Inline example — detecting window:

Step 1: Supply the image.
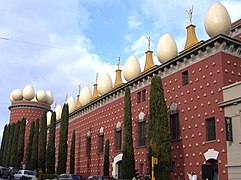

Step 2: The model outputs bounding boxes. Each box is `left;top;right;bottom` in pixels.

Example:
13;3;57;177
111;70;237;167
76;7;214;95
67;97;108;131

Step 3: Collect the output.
182;70;189;85
170;103;180;140
86;130;91;155
137;92;141;103
115;129;122;150
137;89;147;104
98;134;104;153
86;137;91;155
206;117;216;141
138;121;146;146
142;90;146;102
115;122;122;150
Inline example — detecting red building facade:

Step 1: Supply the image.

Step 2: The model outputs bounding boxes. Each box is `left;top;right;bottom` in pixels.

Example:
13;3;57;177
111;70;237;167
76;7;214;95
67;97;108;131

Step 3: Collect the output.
7;19;241;180
57;23;241;179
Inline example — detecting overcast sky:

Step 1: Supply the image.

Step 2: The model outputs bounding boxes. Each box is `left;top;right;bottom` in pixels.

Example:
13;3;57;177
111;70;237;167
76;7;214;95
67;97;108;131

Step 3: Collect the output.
0;0;241;139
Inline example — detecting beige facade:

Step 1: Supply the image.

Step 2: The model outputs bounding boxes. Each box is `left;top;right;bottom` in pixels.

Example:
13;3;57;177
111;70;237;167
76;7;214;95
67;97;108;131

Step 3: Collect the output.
219;81;241;179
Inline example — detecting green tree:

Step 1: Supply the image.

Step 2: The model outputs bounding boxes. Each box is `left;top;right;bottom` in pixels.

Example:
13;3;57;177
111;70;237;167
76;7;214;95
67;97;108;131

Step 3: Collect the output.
26;121;35;169
31;119;39;171
57;103;69;174
148;76;172;180
39;113;47;173
121;87;135;179
70;130;75;174
0;124;8;165
103;139;110;176
6;123;15;166
2;124;10;166
46;112;56;174
17;118;26;167
10;121;20;166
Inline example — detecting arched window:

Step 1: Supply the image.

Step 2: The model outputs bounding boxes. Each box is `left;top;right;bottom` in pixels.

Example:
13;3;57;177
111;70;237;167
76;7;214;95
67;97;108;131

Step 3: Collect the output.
170;102;180;140
86;130;91;155
98;127;104;153
115;122;122;150
138;112;146;147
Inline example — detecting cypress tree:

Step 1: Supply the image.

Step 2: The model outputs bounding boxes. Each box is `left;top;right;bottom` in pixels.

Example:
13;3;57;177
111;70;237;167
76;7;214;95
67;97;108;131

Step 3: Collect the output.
0;124;8;165
70;130;75;174
17;118;26;167
10;121;20;166
103;139;110;176
6;123;15;166
57;103;69;174
148;76;172;180
46;112;56;174
2;124;10;166
121;87;135;179
39;113;47;173
31;119;39;171
26;121;35;169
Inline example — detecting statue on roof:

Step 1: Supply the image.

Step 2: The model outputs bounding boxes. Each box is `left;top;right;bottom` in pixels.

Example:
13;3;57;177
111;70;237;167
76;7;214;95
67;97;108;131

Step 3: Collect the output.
78;84;81;95
186;5;193;25
146;36;151;50
117;55;121;69
96;72;98;84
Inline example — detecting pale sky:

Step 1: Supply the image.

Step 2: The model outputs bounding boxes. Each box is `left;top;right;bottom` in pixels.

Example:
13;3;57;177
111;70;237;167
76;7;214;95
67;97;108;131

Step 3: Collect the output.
0;0;241;139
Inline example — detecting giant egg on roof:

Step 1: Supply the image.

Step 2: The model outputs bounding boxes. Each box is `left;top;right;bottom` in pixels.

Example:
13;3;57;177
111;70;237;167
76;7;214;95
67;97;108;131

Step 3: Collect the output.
79;86;92;106
55;104;62;120
67;96;76;113
36;90;47;103
204;2;231;37
23;85;35;101
123;56;141;81
12;89;23;101
156;34;178;63
97;73;113;95
46;91;54;105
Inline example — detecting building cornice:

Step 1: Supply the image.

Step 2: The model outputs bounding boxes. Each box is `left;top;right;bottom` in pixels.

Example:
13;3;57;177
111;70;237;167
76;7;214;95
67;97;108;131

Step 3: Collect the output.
69;34;241;121
9;101;51;112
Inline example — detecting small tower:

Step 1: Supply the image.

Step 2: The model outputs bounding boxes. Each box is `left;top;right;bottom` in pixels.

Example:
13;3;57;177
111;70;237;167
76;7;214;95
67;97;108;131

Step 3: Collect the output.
143;36;155;72
114;56;123;88
92;73;99;100
183;6;203;51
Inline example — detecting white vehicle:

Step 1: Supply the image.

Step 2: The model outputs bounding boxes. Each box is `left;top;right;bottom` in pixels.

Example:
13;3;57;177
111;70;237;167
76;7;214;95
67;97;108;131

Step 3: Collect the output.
14;170;36;180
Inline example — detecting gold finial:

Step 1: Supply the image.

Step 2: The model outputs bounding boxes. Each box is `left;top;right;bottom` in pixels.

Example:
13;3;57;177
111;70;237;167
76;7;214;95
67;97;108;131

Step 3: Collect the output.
95;73;98;84
78;84;81;95
186;5;193;25
146;36;151;50
117;55;121;69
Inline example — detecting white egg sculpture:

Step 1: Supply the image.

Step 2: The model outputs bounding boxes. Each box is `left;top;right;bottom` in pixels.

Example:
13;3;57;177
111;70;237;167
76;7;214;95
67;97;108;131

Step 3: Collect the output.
10;92;14;102
97;73;113;95
67;96;76;113
156;34;178;63
23;85;35;101
79;86;92;106
36;90;47;103
47;111;52;126
123;56;141;81
55;104;62;120
12;89;23;101
46;90;54;105
204;2;231;37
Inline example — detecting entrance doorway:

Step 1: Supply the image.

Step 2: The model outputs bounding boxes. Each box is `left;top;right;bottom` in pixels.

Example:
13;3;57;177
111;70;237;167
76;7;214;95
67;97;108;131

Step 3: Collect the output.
202;159;218;180
116;161;122;179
